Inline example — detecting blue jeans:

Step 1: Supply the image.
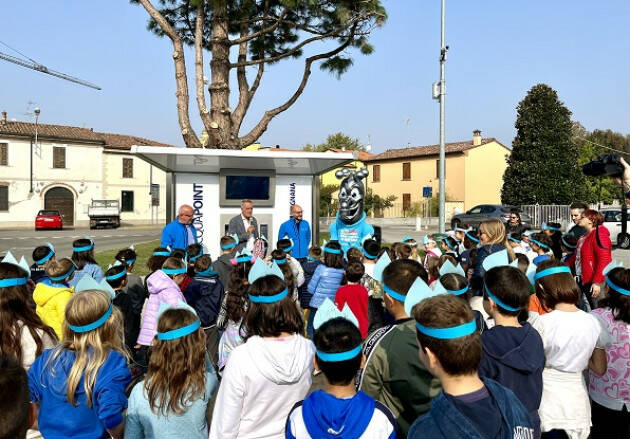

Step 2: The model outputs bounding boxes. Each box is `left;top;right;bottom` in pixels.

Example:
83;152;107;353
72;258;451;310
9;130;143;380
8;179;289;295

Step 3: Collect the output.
306;307;316;339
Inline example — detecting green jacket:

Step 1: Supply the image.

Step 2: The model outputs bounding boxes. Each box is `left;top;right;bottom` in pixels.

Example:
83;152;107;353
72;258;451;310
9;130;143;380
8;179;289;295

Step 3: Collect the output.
357;318;442;436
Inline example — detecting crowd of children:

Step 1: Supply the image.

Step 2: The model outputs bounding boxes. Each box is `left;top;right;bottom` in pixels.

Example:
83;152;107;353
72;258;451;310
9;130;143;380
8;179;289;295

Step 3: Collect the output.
0;216;629;439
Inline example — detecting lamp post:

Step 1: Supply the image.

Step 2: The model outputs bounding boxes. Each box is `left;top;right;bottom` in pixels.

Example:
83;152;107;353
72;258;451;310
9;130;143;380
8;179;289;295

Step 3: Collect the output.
438;0;447;233
30;107;40;194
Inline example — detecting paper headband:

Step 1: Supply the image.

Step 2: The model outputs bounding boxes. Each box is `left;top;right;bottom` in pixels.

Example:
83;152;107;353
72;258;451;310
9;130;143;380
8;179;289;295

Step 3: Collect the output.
34;243;55;265
439;260;466;278
529;238;549;249
0;251;31;286
246;258;288;303
162;267;187;276
73;237;94;253
465;231;480;243
561;235;576;249
196;266;218;277
541;222;561;232
68;303;114;333
49;264;76;282
312;299;362;362
416;320;476;339
153;250;171;257
221;234;239;250
156;301;201;340
231;249;254;265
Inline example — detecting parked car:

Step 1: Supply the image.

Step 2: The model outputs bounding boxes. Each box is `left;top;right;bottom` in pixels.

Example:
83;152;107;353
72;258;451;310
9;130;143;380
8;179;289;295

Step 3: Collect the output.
601;208;630;249
451;205;532;229
35;210;63;230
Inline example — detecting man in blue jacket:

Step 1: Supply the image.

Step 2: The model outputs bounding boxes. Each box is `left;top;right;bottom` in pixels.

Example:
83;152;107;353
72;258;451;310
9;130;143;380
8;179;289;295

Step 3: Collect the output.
160;204;198;250
278;204;311;261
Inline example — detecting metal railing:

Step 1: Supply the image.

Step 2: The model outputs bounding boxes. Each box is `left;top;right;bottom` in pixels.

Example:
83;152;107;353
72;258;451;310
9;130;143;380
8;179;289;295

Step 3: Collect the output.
519;205;571;228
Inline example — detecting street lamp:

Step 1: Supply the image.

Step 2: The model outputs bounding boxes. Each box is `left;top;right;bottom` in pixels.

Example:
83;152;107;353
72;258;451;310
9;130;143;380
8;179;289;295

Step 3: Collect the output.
30;107;40;193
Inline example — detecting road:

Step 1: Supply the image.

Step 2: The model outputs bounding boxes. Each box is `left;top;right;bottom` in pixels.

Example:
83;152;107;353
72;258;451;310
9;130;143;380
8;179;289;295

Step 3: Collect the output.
0;226;163;263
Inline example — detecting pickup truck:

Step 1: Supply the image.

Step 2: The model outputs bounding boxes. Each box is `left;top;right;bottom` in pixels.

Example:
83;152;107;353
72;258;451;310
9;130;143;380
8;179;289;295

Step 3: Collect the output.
88;200;121;229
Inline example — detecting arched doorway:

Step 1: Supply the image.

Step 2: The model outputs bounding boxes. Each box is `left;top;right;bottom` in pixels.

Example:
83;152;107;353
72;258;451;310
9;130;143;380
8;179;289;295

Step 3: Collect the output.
44;186;74;226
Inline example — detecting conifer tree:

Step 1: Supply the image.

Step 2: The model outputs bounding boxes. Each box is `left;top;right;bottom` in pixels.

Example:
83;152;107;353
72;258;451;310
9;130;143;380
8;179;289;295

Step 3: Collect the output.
501;84;583;205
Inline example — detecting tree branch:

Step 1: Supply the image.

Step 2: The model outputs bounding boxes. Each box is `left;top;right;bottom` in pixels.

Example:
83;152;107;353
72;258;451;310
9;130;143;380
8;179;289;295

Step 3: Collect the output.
237;26;358;147
229;7;290;45
194;0;212;141
137;0;201;147
229;16;366;69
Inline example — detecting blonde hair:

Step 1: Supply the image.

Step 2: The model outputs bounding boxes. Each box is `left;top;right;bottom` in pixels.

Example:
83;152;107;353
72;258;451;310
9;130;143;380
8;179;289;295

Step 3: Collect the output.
479;218;515;261
46;290;126;407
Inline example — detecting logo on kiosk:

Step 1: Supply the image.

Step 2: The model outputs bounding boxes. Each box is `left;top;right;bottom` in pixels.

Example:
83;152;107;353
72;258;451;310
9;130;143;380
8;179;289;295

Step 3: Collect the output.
192;183;204;243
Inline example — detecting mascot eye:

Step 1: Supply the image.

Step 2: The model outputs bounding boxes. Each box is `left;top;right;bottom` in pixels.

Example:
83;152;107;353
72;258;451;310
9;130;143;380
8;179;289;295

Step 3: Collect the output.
339;188;348;198
350;188;360;200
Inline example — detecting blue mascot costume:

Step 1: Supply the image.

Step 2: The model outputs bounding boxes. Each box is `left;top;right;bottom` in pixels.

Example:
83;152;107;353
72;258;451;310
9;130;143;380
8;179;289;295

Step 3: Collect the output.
329;168;374;254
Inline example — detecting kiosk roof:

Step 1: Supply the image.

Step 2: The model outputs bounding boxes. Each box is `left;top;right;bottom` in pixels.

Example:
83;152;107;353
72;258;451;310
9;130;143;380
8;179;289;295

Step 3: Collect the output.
131;146;356;175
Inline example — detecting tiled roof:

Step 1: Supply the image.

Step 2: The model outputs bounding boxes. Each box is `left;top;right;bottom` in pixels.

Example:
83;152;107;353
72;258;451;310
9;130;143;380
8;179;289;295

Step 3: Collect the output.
364;138;504;162
0;120;174;149
327;148;375;161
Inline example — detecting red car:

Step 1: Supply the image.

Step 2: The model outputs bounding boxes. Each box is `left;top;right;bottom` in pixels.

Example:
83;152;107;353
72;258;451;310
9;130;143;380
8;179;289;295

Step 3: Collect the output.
35;210;63;230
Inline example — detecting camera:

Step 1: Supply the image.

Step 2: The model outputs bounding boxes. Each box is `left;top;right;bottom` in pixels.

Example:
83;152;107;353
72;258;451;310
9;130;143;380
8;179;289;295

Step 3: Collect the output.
582;154;624;177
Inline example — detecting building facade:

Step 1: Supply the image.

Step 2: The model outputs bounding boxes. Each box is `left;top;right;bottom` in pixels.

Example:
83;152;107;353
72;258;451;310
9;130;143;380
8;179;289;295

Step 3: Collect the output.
0;113;169;229
363;131;510;217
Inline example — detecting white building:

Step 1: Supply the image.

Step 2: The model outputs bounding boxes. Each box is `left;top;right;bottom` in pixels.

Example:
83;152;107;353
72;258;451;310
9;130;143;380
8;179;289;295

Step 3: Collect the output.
0;111;169;229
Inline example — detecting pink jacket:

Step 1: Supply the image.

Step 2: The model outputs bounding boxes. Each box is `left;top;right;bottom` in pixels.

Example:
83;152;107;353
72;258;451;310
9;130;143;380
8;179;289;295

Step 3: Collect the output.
136;270;186;346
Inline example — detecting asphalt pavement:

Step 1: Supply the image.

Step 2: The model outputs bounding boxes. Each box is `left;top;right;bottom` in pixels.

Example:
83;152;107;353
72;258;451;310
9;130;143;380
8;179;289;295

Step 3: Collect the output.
0;226;163;263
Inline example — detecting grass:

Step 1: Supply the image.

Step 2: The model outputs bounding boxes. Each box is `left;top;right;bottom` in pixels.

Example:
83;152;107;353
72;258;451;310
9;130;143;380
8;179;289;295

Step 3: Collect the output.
94;239;160;277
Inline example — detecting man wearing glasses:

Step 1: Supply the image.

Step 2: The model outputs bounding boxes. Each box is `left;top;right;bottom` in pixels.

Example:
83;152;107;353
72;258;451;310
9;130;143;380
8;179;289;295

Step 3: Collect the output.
506;211;527;235
278;204;311;262
568;202;588;239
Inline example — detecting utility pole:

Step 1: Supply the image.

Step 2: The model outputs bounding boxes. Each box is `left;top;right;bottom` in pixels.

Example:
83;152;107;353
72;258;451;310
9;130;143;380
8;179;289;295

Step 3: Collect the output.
438;0;448;233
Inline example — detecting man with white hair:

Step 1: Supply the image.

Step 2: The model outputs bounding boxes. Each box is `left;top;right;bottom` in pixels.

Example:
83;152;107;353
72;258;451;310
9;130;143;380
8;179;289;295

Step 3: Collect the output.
160;204;198;249
228;199;259;251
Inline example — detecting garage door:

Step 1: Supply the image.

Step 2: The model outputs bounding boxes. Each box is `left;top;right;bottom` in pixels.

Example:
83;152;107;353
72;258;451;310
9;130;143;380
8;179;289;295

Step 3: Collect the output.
44;187;74;226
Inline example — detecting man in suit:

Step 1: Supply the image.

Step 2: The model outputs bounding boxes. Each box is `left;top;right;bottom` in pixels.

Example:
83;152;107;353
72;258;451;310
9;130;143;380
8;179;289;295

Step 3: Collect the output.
228;199;259;251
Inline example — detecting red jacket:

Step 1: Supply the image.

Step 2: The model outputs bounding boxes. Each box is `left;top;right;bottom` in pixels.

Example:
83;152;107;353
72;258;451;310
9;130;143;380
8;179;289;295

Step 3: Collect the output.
579;226;612;284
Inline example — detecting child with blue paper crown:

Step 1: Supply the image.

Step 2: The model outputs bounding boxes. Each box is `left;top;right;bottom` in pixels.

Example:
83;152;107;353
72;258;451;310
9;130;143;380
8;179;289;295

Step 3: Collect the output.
33;257;76;339
30;242;55;283
69;237;104;287
125;303;218;439
28;289;131;439
286;299;399;438
210;258;314;439
408;294;535;439
104;262;141;357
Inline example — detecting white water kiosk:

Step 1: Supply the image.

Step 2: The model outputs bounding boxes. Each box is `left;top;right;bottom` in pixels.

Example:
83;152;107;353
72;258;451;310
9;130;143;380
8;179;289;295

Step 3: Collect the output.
131;146;355;253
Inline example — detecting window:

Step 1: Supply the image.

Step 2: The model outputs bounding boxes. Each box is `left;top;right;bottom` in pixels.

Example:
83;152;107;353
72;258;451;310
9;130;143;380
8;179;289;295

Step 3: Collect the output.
402;162;411;180
403;193;411;210
604;211;621;222
373;165;380;182
481;205;495;214
469;206;482;214
121;191;134;212
436;160;439;178
53;147;66;169
0;143;7;166
122;158;133;178
0;185;7;211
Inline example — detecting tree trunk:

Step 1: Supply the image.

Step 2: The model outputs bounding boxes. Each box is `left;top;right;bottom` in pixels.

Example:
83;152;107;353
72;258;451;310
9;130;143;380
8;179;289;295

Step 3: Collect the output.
208;3;235;149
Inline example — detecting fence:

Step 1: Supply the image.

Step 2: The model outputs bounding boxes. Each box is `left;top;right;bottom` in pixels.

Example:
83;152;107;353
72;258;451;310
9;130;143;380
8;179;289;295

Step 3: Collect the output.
372;201;464;219
519;205;571;229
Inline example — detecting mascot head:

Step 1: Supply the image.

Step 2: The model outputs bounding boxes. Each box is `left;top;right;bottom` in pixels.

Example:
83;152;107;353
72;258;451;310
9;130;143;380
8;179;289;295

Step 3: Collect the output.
335;167;369;225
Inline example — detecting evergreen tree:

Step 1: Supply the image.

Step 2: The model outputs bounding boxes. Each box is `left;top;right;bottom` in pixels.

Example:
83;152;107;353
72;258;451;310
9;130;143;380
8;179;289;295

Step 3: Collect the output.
501;84;583;205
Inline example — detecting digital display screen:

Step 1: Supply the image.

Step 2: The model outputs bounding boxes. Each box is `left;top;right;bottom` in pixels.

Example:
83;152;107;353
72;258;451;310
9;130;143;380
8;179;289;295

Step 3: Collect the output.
225;176;270;200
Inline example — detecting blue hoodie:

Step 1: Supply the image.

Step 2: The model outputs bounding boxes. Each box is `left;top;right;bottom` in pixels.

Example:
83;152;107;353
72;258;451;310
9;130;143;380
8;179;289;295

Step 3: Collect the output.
408;378;534;439
278;218;311;259
478;322;544;437
28;348;131;439
286;390;398;439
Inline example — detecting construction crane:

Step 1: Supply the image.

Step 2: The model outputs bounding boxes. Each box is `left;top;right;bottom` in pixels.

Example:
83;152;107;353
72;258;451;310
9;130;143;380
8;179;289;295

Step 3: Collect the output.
0;49;101;90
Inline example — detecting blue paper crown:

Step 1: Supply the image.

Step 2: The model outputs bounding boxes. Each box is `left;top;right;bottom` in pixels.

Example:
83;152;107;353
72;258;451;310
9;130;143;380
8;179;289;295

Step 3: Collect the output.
156;301;201;340
75;275;116;299
49;264;76;282
317;345;362;362
363;249;378;260
162;267;187;276
73;237;94;253
484;284;520;312
465;231;480;243
34;243;55;265
542;222;561;232
153;250;171;257
221;233;239;250
529;238;549;249
196;265;218;277
533;266;572;281
439;260;466;277
0;251;31;286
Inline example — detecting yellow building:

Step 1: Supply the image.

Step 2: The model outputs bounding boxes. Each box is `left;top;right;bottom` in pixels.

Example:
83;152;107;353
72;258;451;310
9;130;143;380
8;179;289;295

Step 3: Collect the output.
364;131;510;217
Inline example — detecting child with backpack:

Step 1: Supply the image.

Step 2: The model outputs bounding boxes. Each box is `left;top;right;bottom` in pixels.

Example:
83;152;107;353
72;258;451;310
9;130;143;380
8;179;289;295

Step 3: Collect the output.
125;305;219;439
286;305;398;438
479;266;545;437
408;294;535;438
210;259;314;439
28;289;131;439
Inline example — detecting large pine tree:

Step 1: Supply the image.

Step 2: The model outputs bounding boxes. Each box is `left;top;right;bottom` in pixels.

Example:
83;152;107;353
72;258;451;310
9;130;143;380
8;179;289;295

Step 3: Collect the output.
501;84;583;205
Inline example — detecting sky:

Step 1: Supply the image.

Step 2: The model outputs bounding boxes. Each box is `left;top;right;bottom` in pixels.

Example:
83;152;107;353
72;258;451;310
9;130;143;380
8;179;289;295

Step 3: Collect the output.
1;1;629;154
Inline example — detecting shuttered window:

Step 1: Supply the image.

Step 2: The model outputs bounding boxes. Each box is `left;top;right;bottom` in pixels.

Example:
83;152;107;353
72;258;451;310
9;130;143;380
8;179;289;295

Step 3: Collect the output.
0;143;7;165
373;165;380;182
402;162;411;180
122;158;133;178
403;193;411;210
53;147;66;169
0;185;8;211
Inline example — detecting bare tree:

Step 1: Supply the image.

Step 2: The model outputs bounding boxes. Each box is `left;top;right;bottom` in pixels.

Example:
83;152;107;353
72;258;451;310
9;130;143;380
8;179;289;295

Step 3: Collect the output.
132;0;386;148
